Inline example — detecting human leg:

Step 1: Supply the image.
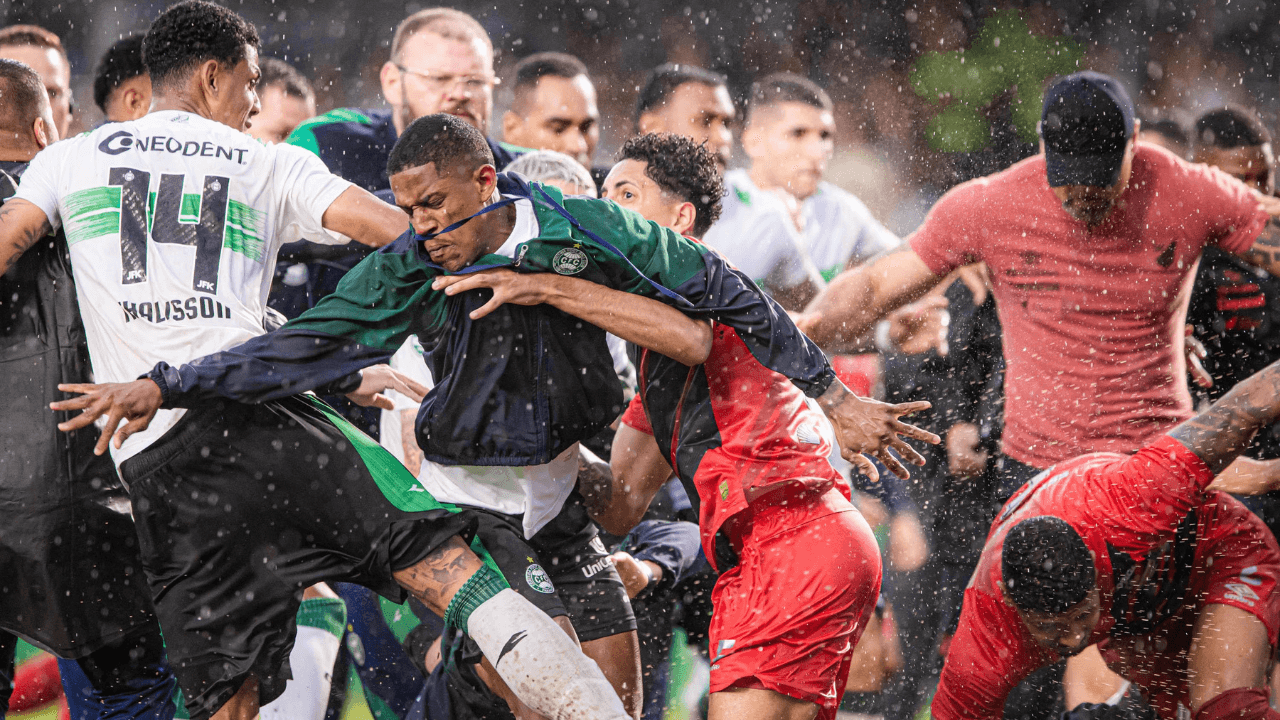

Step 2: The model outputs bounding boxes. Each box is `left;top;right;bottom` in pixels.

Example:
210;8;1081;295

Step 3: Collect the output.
709;686;820;720
258;584;346;720
66;622;177;720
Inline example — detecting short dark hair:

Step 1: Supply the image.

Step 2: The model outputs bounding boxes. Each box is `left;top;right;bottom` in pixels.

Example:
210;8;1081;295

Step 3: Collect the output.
1194;106;1272;150
1142;117;1189;150
388;113;494;178
259;57;313;103
391;8;491;64
747;72;832;124
93;35;147;113
617;132;724;237
0;25;67;63
0;58;49;138
511;52;588;114
143;1;260;91
634;63;727;128
1001;516;1095;615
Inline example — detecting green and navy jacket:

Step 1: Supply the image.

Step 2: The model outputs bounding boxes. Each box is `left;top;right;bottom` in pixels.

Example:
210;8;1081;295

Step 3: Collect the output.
149;175;835;467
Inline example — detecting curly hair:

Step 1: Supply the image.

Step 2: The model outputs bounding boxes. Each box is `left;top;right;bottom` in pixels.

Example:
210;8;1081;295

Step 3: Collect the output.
617;132;724;237
143;1;260;90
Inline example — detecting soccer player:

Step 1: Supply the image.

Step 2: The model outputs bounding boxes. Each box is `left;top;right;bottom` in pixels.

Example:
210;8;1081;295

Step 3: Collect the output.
634;64;735;169
799;70;1280;716
0;4;629;719
933;355;1280;720
93;35;151;123
246;57;315;144
0;57;178;720
0;25;71;138
501;53;599;169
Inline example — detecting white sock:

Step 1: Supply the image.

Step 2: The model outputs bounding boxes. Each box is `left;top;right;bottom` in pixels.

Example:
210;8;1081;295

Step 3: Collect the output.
467;588;628;720
260;598;346;720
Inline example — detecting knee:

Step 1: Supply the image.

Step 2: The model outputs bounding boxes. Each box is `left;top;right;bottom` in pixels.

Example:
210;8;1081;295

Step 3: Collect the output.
1194;687;1278;720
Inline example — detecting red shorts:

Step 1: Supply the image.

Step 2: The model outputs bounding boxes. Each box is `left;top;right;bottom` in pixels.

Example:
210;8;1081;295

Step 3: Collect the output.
1099;493;1280;719
708;486;882;720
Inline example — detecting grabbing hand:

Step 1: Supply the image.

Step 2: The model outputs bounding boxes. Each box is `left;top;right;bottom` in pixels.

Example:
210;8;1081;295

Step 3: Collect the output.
1185;324;1213;389
50;380;164;455
432;269;562;320
346;364;429;411
608;552;662;598
818;382;939;481
885;295;950;356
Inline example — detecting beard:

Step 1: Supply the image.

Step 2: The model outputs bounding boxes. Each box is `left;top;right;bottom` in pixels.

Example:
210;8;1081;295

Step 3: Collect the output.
1061;198;1116;227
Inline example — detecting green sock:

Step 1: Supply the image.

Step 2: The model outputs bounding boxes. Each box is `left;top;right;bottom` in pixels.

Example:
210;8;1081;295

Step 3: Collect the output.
295;597;348;639
443;564;506;632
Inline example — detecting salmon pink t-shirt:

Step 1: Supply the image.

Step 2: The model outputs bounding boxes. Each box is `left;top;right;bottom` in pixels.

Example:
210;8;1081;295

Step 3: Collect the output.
909;143;1269;468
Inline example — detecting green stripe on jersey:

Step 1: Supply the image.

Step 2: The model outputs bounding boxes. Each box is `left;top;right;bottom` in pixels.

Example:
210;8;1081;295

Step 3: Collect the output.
286;107;374;156
63;186;120;245
224;200;266;261
179;192;201;223
302;394;506;583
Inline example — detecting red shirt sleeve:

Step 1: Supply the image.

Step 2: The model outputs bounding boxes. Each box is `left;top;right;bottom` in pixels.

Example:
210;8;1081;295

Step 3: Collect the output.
933;588;1046;720
1193;161;1270;255
907;180;988;277
620;393;653;435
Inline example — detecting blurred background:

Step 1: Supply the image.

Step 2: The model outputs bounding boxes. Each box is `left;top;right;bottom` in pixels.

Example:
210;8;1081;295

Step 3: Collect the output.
12;0;1280;237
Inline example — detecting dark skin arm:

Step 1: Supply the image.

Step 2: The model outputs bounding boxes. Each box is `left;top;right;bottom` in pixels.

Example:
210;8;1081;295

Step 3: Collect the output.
1168;358;1280;476
0;198;53;276
591;424;675;535
321;186;411;248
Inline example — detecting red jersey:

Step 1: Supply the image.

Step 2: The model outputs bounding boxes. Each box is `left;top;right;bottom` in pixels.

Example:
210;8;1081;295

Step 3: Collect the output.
933;435;1280;720
621;323;842;569
909;144;1268;468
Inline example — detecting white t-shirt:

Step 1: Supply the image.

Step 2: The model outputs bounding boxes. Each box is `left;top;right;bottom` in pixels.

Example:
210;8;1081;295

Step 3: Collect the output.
799;181;900;281
15;111;353;464
378;197;580;538
702;169;817;291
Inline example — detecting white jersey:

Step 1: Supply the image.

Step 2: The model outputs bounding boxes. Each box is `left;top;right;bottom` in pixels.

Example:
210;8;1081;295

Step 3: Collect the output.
702;169;818;291
378;199;579;539
15;111;353;464
799;181;900;281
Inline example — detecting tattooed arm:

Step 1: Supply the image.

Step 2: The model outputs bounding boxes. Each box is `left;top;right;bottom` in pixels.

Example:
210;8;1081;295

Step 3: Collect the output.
1169;359;1280;476
0;198;53;276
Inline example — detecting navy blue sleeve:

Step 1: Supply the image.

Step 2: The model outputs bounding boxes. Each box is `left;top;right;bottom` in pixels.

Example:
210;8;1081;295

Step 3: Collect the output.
149;328;390;408
619;519;706;593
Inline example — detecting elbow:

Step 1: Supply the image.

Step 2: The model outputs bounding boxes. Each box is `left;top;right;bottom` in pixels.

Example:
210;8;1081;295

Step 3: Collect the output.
677;320;713;366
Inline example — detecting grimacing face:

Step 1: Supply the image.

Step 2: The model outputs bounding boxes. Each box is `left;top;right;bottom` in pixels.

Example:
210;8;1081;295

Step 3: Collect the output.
383;30;494;135
390;160;499;272
745;101;835;200
503;74;600;166
1012;585;1102;657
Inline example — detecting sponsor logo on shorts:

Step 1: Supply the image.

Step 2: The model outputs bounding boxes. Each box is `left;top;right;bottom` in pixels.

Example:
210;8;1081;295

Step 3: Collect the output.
552;247;588;275
581;555;614;579
525;563;555;594
712;638;736;667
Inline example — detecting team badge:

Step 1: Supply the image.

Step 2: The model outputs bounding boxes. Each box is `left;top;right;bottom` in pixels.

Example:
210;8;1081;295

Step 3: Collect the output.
525;564;555;594
552;247;588;275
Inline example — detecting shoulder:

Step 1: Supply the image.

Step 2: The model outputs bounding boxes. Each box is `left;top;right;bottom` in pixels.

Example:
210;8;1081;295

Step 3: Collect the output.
287;108;389;155
490;138;529;171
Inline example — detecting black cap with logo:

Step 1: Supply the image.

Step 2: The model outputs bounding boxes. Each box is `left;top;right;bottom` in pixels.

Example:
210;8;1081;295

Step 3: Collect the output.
1040;71;1135;188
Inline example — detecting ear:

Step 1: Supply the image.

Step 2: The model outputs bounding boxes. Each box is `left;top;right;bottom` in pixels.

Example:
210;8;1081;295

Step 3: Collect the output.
501;110;522;143
199;58;222;102
125;87;148;116
474;163;499;198
32;116;50;149
741;121;766;160
380;62;401;108
672;201;697;237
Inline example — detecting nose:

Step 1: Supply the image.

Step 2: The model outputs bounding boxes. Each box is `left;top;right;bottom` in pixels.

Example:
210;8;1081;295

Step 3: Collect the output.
411;208;436;236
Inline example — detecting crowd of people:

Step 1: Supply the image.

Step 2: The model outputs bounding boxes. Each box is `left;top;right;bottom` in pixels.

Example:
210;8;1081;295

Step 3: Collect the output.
4;4;1280;720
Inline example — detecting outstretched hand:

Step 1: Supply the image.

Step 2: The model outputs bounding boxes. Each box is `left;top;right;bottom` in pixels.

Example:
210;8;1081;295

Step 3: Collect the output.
817;382;940;481
50;380;163;456
346;364;429;410
432;269;562;320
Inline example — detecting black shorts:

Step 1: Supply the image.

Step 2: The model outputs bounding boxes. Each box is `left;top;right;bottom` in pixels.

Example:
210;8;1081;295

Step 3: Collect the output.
469;492;635;643
119;395;477;720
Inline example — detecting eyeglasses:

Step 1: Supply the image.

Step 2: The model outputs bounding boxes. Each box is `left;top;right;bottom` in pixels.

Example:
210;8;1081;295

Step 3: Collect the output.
395;65;497;94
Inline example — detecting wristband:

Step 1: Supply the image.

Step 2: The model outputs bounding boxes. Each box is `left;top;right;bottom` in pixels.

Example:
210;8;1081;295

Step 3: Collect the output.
635;559;656;589
874;320;895;354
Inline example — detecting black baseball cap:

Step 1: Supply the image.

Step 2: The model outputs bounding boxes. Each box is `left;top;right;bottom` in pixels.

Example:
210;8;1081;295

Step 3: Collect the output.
1040;71;1135;188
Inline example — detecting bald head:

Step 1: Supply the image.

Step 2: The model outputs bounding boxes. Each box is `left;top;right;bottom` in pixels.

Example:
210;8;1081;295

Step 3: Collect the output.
0;58;56;159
